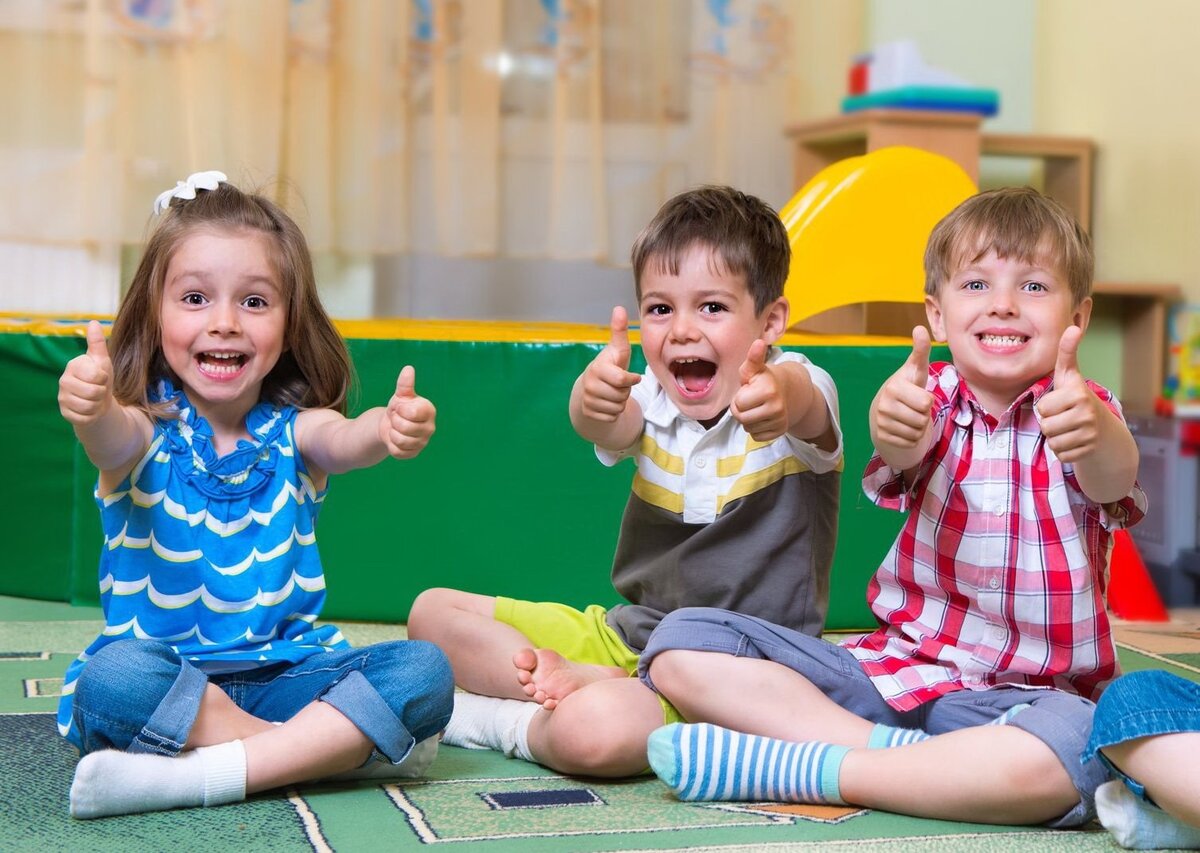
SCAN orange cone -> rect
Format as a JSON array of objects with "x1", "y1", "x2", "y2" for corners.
[{"x1": 1108, "y1": 529, "x2": 1170, "y2": 622}]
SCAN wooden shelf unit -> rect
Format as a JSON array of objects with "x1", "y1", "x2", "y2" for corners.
[
  {"x1": 786, "y1": 109, "x2": 1094, "y2": 229},
  {"x1": 1092, "y1": 282, "x2": 1181, "y2": 414}
]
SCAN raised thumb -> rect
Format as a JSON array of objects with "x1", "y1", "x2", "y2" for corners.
[
  {"x1": 1054, "y1": 325, "x2": 1083, "y2": 385},
  {"x1": 740, "y1": 338, "x2": 769, "y2": 384},
  {"x1": 394, "y1": 365, "x2": 417, "y2": 399},
  {"x1": 86, "y1": 320, "x2": 110, "y2": 363},
  {"x1": 908, "y1": 325, "x2": 931, "y2": 387},
  {"x1": 608, "y1": 305, "x2": 631, "y2": 369}
]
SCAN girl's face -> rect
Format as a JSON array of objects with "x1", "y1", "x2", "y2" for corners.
[{"x1": 159, "y1": 227, "x2": 287, "y2": 428}]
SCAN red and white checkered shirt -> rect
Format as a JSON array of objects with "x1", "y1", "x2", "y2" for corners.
[{"x1": 842, "y1": 363, "x2": 1147, "y2": 712}]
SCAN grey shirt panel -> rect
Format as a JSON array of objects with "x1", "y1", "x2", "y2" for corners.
[{"x1": 605, "y1": 467, "x2": 840, "y2": 653}]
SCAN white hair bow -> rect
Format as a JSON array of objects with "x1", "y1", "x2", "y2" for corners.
[{"x1": 152, "y1": 170, "x2": 228, "y2": 215}]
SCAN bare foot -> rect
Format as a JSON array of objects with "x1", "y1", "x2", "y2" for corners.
[{"x1": 512, "y1": 648, "x2": 626, "y2": 710}]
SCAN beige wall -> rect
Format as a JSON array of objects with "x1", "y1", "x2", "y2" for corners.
[{"x1": 1037, "y1": 1, "x2": 1200, "y2": 301}]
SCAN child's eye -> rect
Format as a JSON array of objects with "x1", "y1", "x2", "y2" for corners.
[
  {"x1": 182, "y1": 292, "x2": 207, "y2": 305},
  {"x1": 963, "y1": 280, "x2": 987, "y2": 291},
  {"x1": 700, "y1": 302, "x2": 727, "y2": 314},
  {"x1": 243, "y1": 295, "x2": 269, "y2": 309},
  {"x1": 1023, "y1": 281, "x2": 1048, "y2": 293},
  {"x1": 644, "y1": 304, "x2": 671, "y2": 317}
]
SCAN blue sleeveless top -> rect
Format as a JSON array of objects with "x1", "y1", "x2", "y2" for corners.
[{"x1": 58, "y1": 380, "x2": 349, "y2": 746}]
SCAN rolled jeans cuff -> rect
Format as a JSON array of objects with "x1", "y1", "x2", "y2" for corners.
[
  {"x1": 130, "y1": 657, "x2": 209, "y2": 757},
  {"x1": 321, "y1": 669, "x2": 415, "y2": 765}
]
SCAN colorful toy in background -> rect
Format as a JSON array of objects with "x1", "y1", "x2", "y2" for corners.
[
  {"x1": 1108, "y1": 530, "x2": 1170, "y2": 622},
  {"x1": 780, "y1": 145, "x2": 976, "y2": 328},
  {"x1": 844, "y1": 40, "x2": 999, "y2": 117},
  {"x1": 1158, "y1": 303, "x2": 1200, "y2": 417}
]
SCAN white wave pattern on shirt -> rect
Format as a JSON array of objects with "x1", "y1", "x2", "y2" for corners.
[{"x1": 97, "y1": 570, "x2": 326, "y2": 612}]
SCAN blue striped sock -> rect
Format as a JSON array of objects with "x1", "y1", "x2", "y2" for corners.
[
  {"x1": 867, "y1": 723, "x2": 931, "y2": 748},
  {"x1": 646, "y1": 723, "x2": 848, "y2": 804}
]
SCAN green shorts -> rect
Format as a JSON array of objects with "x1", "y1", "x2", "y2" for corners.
[{"x1": 495, "y1": 596, "x2": 683, "y2": 725}]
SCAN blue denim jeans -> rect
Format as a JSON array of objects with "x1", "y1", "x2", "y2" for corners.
[
  {"x1": 71, "y1": 638, "x2": 454, "y2": 764},
  {"x1": 1084, "y1": 669, "x2": 1200, "y2": 800}
]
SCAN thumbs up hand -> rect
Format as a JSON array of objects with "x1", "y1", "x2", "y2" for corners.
[
  {"x1": 578, "y1": 306, "x2": 642, "y2": 422},
  {"x1": 870, "y1": 326, "x2": 935, "y2": 466},
  {"x1": 731, "y1": 339, "x2": 790, "y2": 441},
  {"x1": 379, "y1": 365, "x2": 436, "y2": 459},
  {"x1": 1036, "y1": 325, "x2": 1103, "y2": 462},
  {"x1": 59, "y1": 321, "x2": 115, "y2": 426}
]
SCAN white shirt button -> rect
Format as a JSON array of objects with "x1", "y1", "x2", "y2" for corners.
[
  {"x1": 992, "y1": 504, "x2": 1005, "y2": 517},
  {"x1": 694, "y1": 457, "x2": 707, "y2": 469},
  {"x1": 988, "y1": 577, "x2": 1000, "y2": 590}
]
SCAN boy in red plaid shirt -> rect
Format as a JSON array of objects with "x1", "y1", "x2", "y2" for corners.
[{"x1": 636, "y1": 187, "x2": 1146, "y2": 828}]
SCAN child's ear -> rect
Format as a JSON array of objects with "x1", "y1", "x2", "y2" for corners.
[
  {"x1": 760, "y1": 297, "x2": 789, "y2": 344},
  {"x1": 1072, "y1": 296, "x2": 1093, "y2": 333},
  {"x1": 925, "y1": 294, "x2": 946, "y2": 341}
]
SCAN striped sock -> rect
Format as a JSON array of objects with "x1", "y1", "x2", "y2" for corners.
[
  {"x1": 646, "y1": 723, "x2": 847, "y2": 804},
  {"x1": 867, "y1": 723, "x2": 930, "y2": 748},
  {"x1": 866, "y1": 704, "x2": 1031, "y2": 751}
]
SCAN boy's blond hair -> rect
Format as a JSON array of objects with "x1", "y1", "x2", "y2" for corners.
[{"x1": 924, "y1": 186, "x2": 1093, "y2": 305}]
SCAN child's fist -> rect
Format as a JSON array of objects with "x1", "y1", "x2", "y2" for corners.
[
  {"x1": 731, "y1": 339, "x2": 788, "y2": 441},
  {"x1": 59, "y1": 321, "x2": 114, "y2": 426},
  {"x1": 379, "y1": 366, "x2": 436, "y2": 459},
  {"x1": 1037, "y1": 325, "x2": 1104, "y2": 462},
  {"x1": 872, "y1": 326, "x2": 934, "y2": 451},
  {"x1": 578, "y1": 306, "x2": 641, "y2": 422}
]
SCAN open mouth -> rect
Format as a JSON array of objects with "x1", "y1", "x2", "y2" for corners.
[
  {"x1": 671, "y1": 357, "x2": 716, "y2": 397},
  {"x1": 196, "y1": 351, "x2": 247, "y2": 376}
]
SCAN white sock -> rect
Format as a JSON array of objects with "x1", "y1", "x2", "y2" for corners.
[
  {"x1": 441, "y1": 692, "x2": 538, "y2": 761},
  {"x1": 69, "y1": 740, "x2": 246, "y2": 820},
  {"x1": 326, "y1": 735, "x2": 440, "y2": 782},
  {"x1": 1096, "y1": 779, "x2": 1200, "y2": 850}
]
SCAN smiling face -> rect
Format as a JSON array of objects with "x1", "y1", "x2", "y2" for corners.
[
  {"x1": 926, "y1": 249, "x2": 1091, "y2": 415},
  {"x1": 159, "y1": 227, "x2": 288, "y2": 429},
  {"x1": 638, "y1": 244, "x2": 787, "y2": 425}
]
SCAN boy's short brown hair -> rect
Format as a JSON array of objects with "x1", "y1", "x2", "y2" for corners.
[
  {"x1": 924, "y1": 186, "x2": 1093, "y2": 305},
  {"x1": 630, "y1": 185, "x2": 790, "y2": 315}
]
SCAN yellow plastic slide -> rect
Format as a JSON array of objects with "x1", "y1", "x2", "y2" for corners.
[{"x1": 782, "y1": 146, "x2": 976, "y2": 326}]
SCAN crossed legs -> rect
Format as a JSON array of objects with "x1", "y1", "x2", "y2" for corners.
[{"x1": 407, "y1": 588, "x2": 664, "y2": 776}]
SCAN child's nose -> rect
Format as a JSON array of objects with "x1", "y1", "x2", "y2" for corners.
[
  {"x1": 988, "y1": 291, "x2": 1017, "y2": 316},
  {"x1": 209, "y1": 302, "x2": 241, "y2": 335},
  {"x1": 669, "y1": 312, "x2": 699, "y2": 341}
]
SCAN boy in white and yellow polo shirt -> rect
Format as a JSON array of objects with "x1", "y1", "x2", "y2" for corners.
[{"x1": 408, "y1": 185, "x2": 843, "y2": 778}]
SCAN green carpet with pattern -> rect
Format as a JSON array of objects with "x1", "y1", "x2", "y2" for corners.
[{"x1": 5, "y1": 596, "x2": 1198, "y2": 853}]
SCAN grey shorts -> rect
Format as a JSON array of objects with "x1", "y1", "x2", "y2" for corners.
[{"x1": 639, "y1": 607, "x2": 1109, "y2": 828}]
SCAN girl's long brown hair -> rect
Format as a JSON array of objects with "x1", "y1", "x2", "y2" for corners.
[{"x1": 110, "y1": 181, "x2": 353, "y2": 417}]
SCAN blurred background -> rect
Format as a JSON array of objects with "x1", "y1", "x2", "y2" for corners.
[
  {"x1": 4, "y1": 0, "x2": 1197, "y2": 322},
  {"x1": 7, "y1": 0, "x2": 1200, "y2": 616}
]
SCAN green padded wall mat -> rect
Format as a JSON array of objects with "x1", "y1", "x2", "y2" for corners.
[{"x1": 1, "y1": 322, "x2": 943, "y2": 630}]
